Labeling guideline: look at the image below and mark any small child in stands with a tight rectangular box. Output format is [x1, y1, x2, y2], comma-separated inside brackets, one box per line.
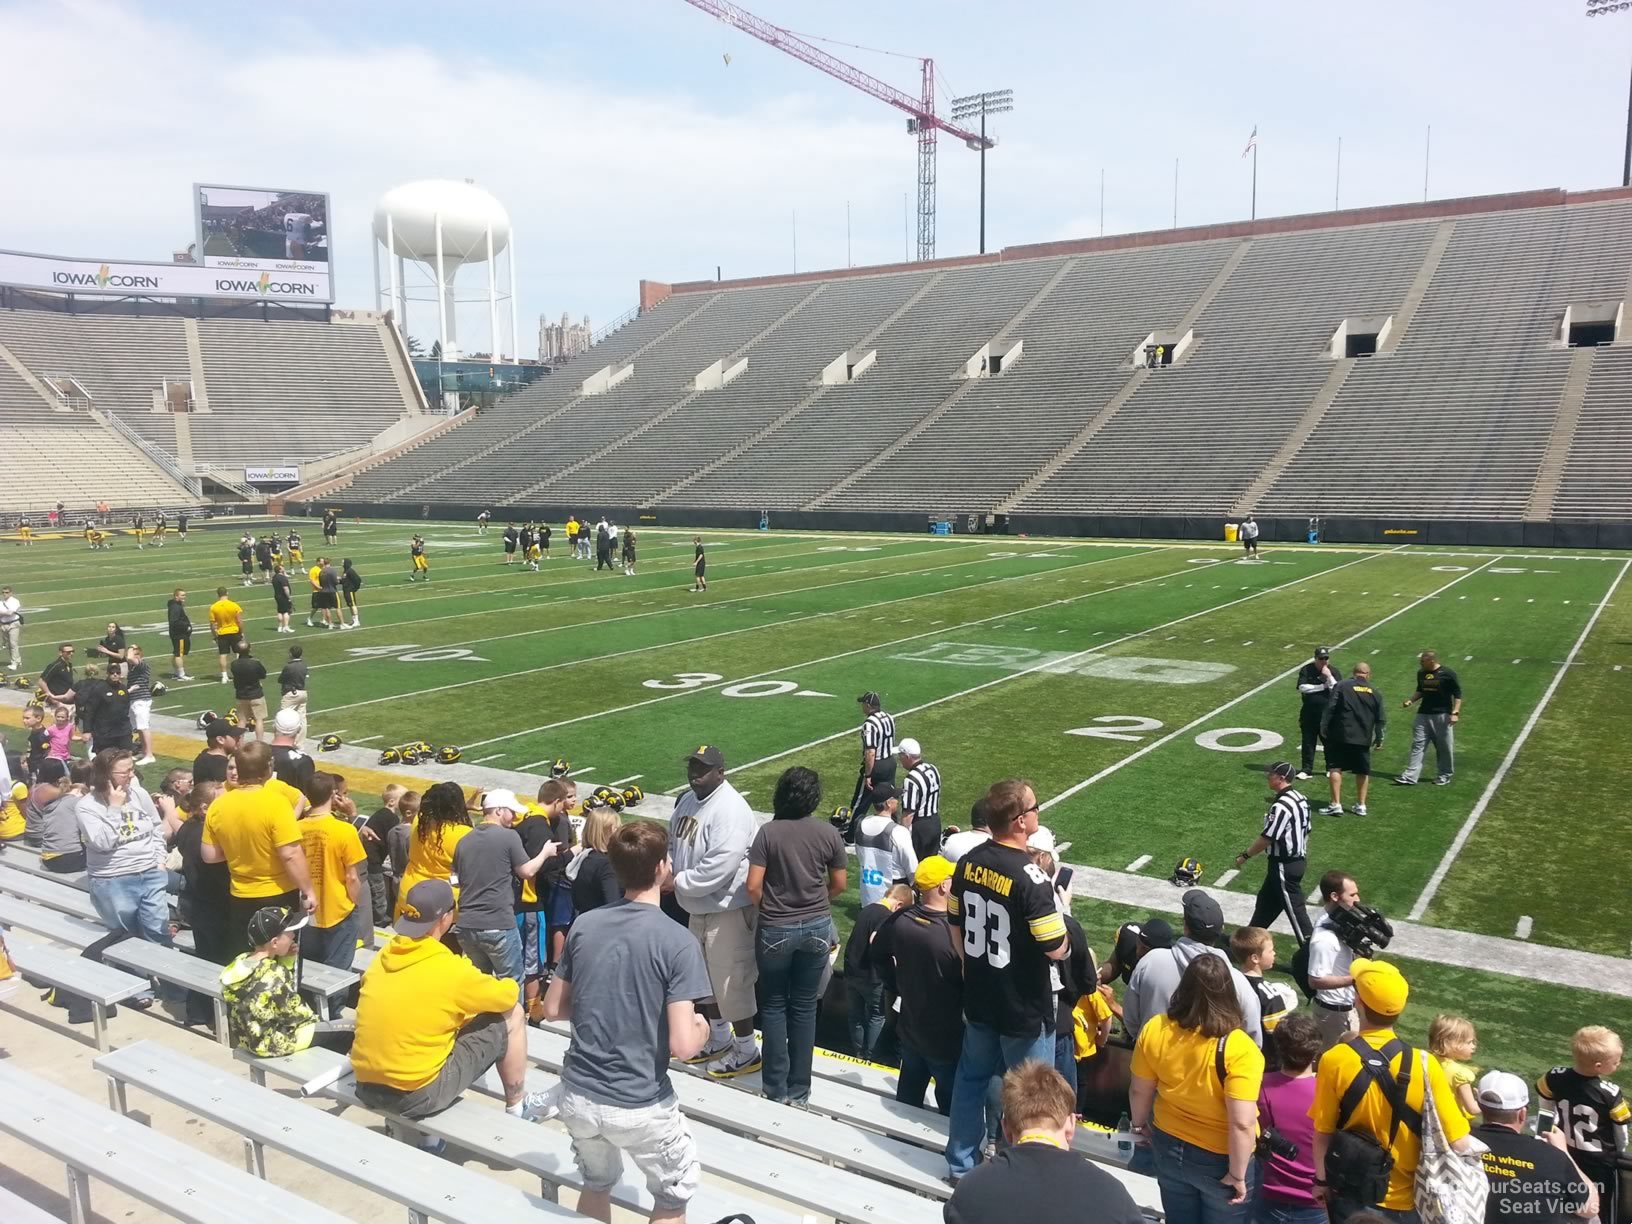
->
[1230, 926, 1297, 1072]
[1429, 1013, 1481, 1123]
[383, 789, 419, 916]
[221, 906, 353, 1057]
[1538, 1025, 1629, 1224]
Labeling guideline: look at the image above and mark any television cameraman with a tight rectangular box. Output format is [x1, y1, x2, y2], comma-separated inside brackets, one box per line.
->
[1306, 871, 1395, 1052]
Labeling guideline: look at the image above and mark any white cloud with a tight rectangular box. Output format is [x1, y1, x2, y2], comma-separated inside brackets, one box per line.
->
[0, 0, 906, 349]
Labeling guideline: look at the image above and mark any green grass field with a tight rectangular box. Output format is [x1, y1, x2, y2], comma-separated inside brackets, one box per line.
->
[6, 517, 1629, 960]
[5, 515, 1629, 1086]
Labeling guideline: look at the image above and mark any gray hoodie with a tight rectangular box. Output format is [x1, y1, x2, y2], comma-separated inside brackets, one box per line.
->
[668, 780, 755, 914]
[75, 780, 167, 878]
[1122, 936, 1264, 1047]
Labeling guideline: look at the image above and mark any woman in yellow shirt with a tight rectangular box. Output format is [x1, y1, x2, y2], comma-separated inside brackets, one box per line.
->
[393, 781, 472, 923]
[1130, 956, 1265, 1221]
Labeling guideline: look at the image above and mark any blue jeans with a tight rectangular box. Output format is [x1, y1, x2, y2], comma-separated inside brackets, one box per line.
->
[1252, 1201, 1328, 1224]
[460, 925, 525, 986]
[945, 1019, 1055, 1178]
[847, 976, 885, 1059]
[88, 867, 173, 1003]
[1150, 1125, 1254, 1224]
[756, 915, 834, 1103]
[1053, 1032, 1078, 1096]
[303, 907, 364, 971]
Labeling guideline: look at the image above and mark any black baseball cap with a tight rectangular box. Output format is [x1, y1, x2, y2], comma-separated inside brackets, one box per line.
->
[247, 906, 310, 947]
[1182, 890, 1225, 941]
[857, 691, 881, 707]
[1268, 761, 1296, 782]
[685, 744, 725, 769]
[871, 781, 900, 805]
[1139, 918, 1175, 949]
[205, 718, 245, 741]
[1314, 646, 1331, 658]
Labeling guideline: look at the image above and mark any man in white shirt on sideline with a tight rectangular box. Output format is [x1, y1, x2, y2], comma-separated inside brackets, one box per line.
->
[1306, 868, 1360, 1049]
[854, 782, 917, 907]
[666, 743, 762, 1078]
[0, 585, 21, 673]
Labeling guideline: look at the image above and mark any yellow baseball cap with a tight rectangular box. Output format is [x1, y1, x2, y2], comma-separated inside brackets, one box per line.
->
[915, 855, 956, 890]
[1351, 958, 1409, 1015]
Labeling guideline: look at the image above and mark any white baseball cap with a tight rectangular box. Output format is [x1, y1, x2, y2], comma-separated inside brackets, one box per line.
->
[273, 709, 301, 735]
[1476, 1070, 1529, 1111]
[897, 737, 922, 757]
[482, 788, 522, 812]
[1027, 825, 1057, 854]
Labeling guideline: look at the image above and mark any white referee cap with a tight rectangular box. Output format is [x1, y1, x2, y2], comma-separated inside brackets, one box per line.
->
[897, 737, 922, 757]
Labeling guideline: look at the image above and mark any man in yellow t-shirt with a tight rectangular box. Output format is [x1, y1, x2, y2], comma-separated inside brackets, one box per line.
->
[351, 879, 533, 1122]
[202, 742, 313, 958]
[297, 771, 367, 970]
[208, 585, 245, 685]
[1312, 958, 1472, 1221]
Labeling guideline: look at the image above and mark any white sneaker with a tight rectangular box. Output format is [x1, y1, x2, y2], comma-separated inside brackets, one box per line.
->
[1352, 804, 1369, 817]
[136, 755, 157, 765]
[1319, 803, 1343, 817]
[176, 673, 193, 681]
[1294, 771, 1312, 781]
[707, 1044, 763, 1079]
[219, 674, 229, 683]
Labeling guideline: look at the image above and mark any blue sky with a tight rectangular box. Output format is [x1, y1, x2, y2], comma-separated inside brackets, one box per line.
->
[3, 0, 1628, 355]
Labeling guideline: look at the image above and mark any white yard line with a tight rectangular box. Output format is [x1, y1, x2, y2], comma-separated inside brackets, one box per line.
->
[1126, 855, 1152, 872]
[1213, 869, 1239, 888]
[1408, 558, 1631, 920]
[566, 766, 596, 778]
[1039, 558, 1502, 812]
[324, 549, 1164, 722]
[609, 774, 644, 787]
[725, 550, 1391, 779]
[474, 753, 506, 764]
[1515, 916, 1534, 940]
[350, 734, 384, 744]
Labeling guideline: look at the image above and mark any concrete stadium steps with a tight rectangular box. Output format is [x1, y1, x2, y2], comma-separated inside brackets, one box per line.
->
[537, 269, 940, 506]
[0, 422, 198, 513]
[668, 256, 1070, 510]
[1257, 201, 1632, 520]
[1554, 344, 1632, 519]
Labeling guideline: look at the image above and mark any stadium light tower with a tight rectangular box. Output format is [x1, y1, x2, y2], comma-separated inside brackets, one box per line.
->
[951, 89, 1015, 255]
[1586, 0, 1632, 186]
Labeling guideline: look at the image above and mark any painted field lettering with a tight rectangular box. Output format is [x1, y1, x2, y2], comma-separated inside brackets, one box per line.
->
[643, 672, 724, 690]
[1065, 715, 1165, 742]
[1077, 656, 1237, 685]
[1194, 727, 1285, 753]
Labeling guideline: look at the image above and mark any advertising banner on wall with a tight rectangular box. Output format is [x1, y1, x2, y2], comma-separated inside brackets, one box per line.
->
[245, 467, 301, 483]
[0, 249, 332, 302]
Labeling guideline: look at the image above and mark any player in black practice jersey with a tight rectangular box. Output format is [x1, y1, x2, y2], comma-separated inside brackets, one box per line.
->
[407, 535, 429, 582]
[622, 527, 637, 576]
[539, 522, 551, 560]
[691, 536, 707, 592]
[322, 509, 339, 545]
[286, 530, 303, 564]
[254, 535, 274, 582]
[504, 523, 520, 565]
[236, 535, 254, 586]
[271, 564, 294, 634]
[945, 778, 1069, 1182]
[1539, 1027, 1631, 1224]
[476, 510, 491, 534]
[176, 511, 189, 541]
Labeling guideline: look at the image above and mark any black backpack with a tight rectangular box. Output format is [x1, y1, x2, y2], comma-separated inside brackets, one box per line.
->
[1290, 942, 1314, 999]
[1324, 1037, 1421, 1207]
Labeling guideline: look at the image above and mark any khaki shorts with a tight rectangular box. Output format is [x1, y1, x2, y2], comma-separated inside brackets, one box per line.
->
[688, 907, 757, 1024]
[559, 1088, 700, 1213]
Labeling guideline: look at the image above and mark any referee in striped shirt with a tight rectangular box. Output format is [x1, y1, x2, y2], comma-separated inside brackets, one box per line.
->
[851, 691, 898, 822]
[897, 737, 942, 859]
[1235, 761, 1314, 945]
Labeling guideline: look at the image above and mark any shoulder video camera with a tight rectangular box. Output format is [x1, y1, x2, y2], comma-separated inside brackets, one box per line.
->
[1329, 903, 1394, 958]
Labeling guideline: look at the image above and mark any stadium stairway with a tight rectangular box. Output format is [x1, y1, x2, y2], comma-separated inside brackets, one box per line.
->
[276, 406, 477, 504]
[999, 238, 1253, 514]
[648, 268, 949, 507]
[502, 280, 832, 506]
[806, 257, 1081, 509]
[1523, 345, 1595, 520]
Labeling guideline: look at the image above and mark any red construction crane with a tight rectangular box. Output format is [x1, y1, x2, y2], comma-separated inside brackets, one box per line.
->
[681, 0, 992, 262]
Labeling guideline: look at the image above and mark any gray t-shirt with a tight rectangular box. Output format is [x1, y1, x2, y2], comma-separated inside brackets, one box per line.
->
[28, 791, 83, 859]
[559, 900, 712, 1108]
[452, 821, 528, 932]
[748, 818, 847, 924]
[75, 781, 167, 878]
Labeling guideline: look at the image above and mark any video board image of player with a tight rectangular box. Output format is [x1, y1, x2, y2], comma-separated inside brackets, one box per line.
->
[198, 186, 330, 264]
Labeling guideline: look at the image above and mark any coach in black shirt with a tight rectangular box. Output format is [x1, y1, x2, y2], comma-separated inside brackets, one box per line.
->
[1319, 661, 1385, 818]
[1294, 646, 1339, 779]
[946, 1061, 1145, 1224]
[41, 642, 76, 706]
[1395, 649, 1462, 787]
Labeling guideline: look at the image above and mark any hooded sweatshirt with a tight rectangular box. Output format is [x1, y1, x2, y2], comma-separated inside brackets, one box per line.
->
[350, 934, 518, 1091]
[221, 951, 317, 1056]
[1122, 936, 1264, 1047]
[668, 779, 755, 914]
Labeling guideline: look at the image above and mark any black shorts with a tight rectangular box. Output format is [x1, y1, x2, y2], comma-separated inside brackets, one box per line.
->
[624, 550, 636, 563]
[1325, 742, 1371, 776]
[274, 597, 293, 614]
[241, 560, 252, 574]
[170, 633, 192, 656]
[317, 592, 339, 610]
[504, 542, 516, 555]
[215, 631, 242, 654]
[1242, 537, 1256, 550]
[695, 561, 706, 577]
[344, 591, 358, 609]
[259, 561, 272, 572]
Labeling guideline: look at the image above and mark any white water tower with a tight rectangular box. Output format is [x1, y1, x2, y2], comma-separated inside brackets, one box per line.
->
[372, 179, 517, 362]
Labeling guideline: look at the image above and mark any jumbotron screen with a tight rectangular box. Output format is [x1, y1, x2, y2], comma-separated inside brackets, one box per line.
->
[196, 184, 330, 267]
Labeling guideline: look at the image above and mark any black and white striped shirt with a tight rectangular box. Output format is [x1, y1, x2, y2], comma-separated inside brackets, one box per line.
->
[901, 761, 941, 821]
[860, 711, 895, 760]
[1261, 788, 1311, 860]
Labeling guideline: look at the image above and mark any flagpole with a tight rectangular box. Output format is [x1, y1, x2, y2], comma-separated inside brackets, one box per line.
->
[1335, 136, 1342, 210]
[1173, 157, 1179, 229]
[1251, 144, 1258, 220]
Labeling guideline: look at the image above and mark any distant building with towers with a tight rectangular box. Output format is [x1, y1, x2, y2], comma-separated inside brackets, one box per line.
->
[539, 312, 593, 363]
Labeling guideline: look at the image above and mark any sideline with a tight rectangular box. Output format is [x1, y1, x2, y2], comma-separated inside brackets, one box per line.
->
[1408, 557, 1632, 919]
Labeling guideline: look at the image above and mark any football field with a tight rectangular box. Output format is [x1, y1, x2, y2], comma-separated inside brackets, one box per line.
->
[9, 516, 1629, 965]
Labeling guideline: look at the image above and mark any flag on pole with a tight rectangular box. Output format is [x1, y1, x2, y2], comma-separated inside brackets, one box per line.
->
[1242, 126, 1258, 158]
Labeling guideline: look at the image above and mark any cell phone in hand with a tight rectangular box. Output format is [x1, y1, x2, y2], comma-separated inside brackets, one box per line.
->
[695, 996, 722, 1021]
[1055, 866, 1075, 893]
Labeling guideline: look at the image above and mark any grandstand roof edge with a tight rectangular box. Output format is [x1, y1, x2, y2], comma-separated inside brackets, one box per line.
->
[654, 184, 1632, 299]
